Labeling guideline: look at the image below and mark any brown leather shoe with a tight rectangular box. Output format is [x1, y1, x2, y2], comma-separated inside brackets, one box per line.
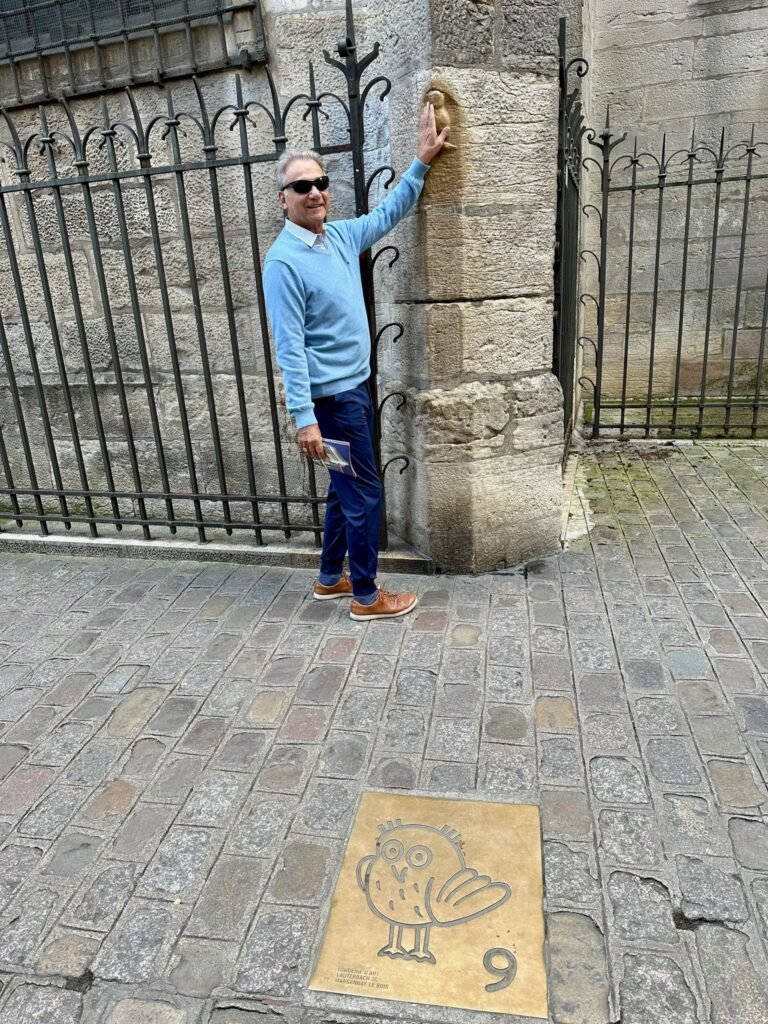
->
[349, 589, 418, 621]
[313, 573, 354, 601]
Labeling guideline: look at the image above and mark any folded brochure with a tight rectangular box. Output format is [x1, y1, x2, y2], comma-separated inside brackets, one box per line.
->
[306, 438, 356, 477]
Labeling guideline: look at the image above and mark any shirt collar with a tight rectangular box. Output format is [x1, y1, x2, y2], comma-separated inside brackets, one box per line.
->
[284, 219, 327, 249]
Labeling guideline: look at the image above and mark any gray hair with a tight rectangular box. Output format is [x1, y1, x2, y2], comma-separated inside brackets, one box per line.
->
[276, 149, 326, 189]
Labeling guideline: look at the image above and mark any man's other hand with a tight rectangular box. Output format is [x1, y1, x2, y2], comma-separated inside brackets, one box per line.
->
[417, 102, 449, 164]
[298, 424, 325, 460]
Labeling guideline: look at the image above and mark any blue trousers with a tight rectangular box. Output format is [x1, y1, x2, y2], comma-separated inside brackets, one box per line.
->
[313, 381, 381, 600]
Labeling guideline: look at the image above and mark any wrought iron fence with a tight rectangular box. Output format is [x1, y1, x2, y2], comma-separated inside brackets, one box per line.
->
[581, 115, 768, 438]
[0, 0, 266, 107]
[554, 18, 588, 450]
[0, 0, 409, 546]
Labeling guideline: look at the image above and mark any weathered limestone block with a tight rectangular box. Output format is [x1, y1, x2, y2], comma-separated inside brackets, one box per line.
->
[595, 11, 700, 51]
[499, 0, 560, 62]
[594, 0, 691, 32]
[430, 0, 496, 68]
[463, 296, 553, 377]
[0, 321, 57, 375]
[373, 300, 430, 391]
[156, 375, 292, 452]
[419, 381, 510, 459]
[511, 372, 563, 417]
[0, 251, 96, 324]
[696, 32, 768, 77]
[385, 454, 431, 557]
[419, 304, 461, 386]
[704, 6, 768, 38]
[592, 39, 695, 94]
[453, 128, 558, 206]
[509, 373, 564, 452]
[383, 296, 553, 389]
[143, 309, 266, 377]
[20, 186, 178, 252]
[395, 205, 555, 302]
[644, 74, 768, 122]
[426, 66, 557, 140]
[99, 234, 275, 317]
[183, 164, 281, 239]
[57, 316, 143, 374]
[429, 453, 563, 571]
[269, 9, 409, 110]
[0, 413, 53, 490]
[99, 245, 187, 314]
[43, 382, 156, 443]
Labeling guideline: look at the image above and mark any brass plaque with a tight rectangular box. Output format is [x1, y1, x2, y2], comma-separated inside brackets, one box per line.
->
[309, 792, 548, 1019]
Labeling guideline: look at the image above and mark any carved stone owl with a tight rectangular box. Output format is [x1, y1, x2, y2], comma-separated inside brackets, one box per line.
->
[425, 89, 457, 152]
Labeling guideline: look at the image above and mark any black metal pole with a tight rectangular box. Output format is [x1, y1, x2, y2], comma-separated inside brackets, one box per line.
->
[670, 139, 696, 436]
[327, 0, 391, 550]
[645, 136, 667, 438]
[724, 130, 755, 435]
[593, 112, 612, 438]
[620, 141, 638, 436]
[696, 129, 726, 438]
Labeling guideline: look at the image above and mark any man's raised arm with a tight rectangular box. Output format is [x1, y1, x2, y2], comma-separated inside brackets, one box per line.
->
[345, 102, 449, 254]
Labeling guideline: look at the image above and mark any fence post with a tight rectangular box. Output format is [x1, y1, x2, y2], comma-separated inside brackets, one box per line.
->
[589, 108, 625, 439]
[326, 0, 407, 552]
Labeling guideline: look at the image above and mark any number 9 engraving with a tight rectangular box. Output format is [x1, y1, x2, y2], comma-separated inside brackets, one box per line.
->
[483, 947, 518, 993]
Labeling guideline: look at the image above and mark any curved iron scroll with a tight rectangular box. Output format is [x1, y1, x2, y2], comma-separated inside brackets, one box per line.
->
[372, 246, 400, 271]
[378, 392, 406, 417]
[375, 322, 405, 350]
[577, 336, 598, 357]
[382, 456, 410, 478]
[366, 165, 396, 203]
[361, 75, 392, 110]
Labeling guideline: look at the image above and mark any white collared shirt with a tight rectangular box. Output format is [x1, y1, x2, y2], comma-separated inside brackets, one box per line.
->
[284, 219, 329, 251]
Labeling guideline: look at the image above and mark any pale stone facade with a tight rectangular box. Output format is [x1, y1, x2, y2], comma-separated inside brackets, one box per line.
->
[588, 0, 768, 149]
[0, 0, 565, 572]
[580, 0, 768, 416]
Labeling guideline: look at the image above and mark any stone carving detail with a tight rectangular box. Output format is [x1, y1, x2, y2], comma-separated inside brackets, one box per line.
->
[425, 89, 458, 151]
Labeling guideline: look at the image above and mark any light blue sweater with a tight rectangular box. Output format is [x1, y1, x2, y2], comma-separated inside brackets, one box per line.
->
[263, 158, 430, 429]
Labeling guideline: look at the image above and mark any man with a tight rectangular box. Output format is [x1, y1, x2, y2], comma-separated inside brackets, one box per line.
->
[264, 103, 448, 620]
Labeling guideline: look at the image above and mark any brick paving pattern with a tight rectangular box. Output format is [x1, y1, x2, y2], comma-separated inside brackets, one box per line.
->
[0, 441, 766, 1022]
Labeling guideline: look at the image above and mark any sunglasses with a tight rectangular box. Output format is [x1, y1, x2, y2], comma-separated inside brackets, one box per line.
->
[281, 175, 330, 195]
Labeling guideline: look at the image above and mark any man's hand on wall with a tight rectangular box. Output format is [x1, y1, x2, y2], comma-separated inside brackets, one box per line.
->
[298, 424, 325, 460]
[417, 103, 449, 164]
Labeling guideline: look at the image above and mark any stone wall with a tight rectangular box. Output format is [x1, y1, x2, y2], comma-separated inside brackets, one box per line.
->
[558, 0, 585, 59]
[0, 0, 565, 571]
[589, 0, 768, 149]
[581, 0, 768, 421]
[0, 1, 386, 540]
[372, 0, 565, 571]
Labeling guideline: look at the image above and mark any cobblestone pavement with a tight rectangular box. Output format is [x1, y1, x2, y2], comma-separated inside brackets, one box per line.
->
[0, 441, 768, 1023]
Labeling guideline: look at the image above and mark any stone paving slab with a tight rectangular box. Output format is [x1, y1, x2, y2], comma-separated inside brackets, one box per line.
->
[0, 442, 767, 1022]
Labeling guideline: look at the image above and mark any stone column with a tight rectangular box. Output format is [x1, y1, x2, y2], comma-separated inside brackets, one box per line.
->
[380, 0, 565, 573]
